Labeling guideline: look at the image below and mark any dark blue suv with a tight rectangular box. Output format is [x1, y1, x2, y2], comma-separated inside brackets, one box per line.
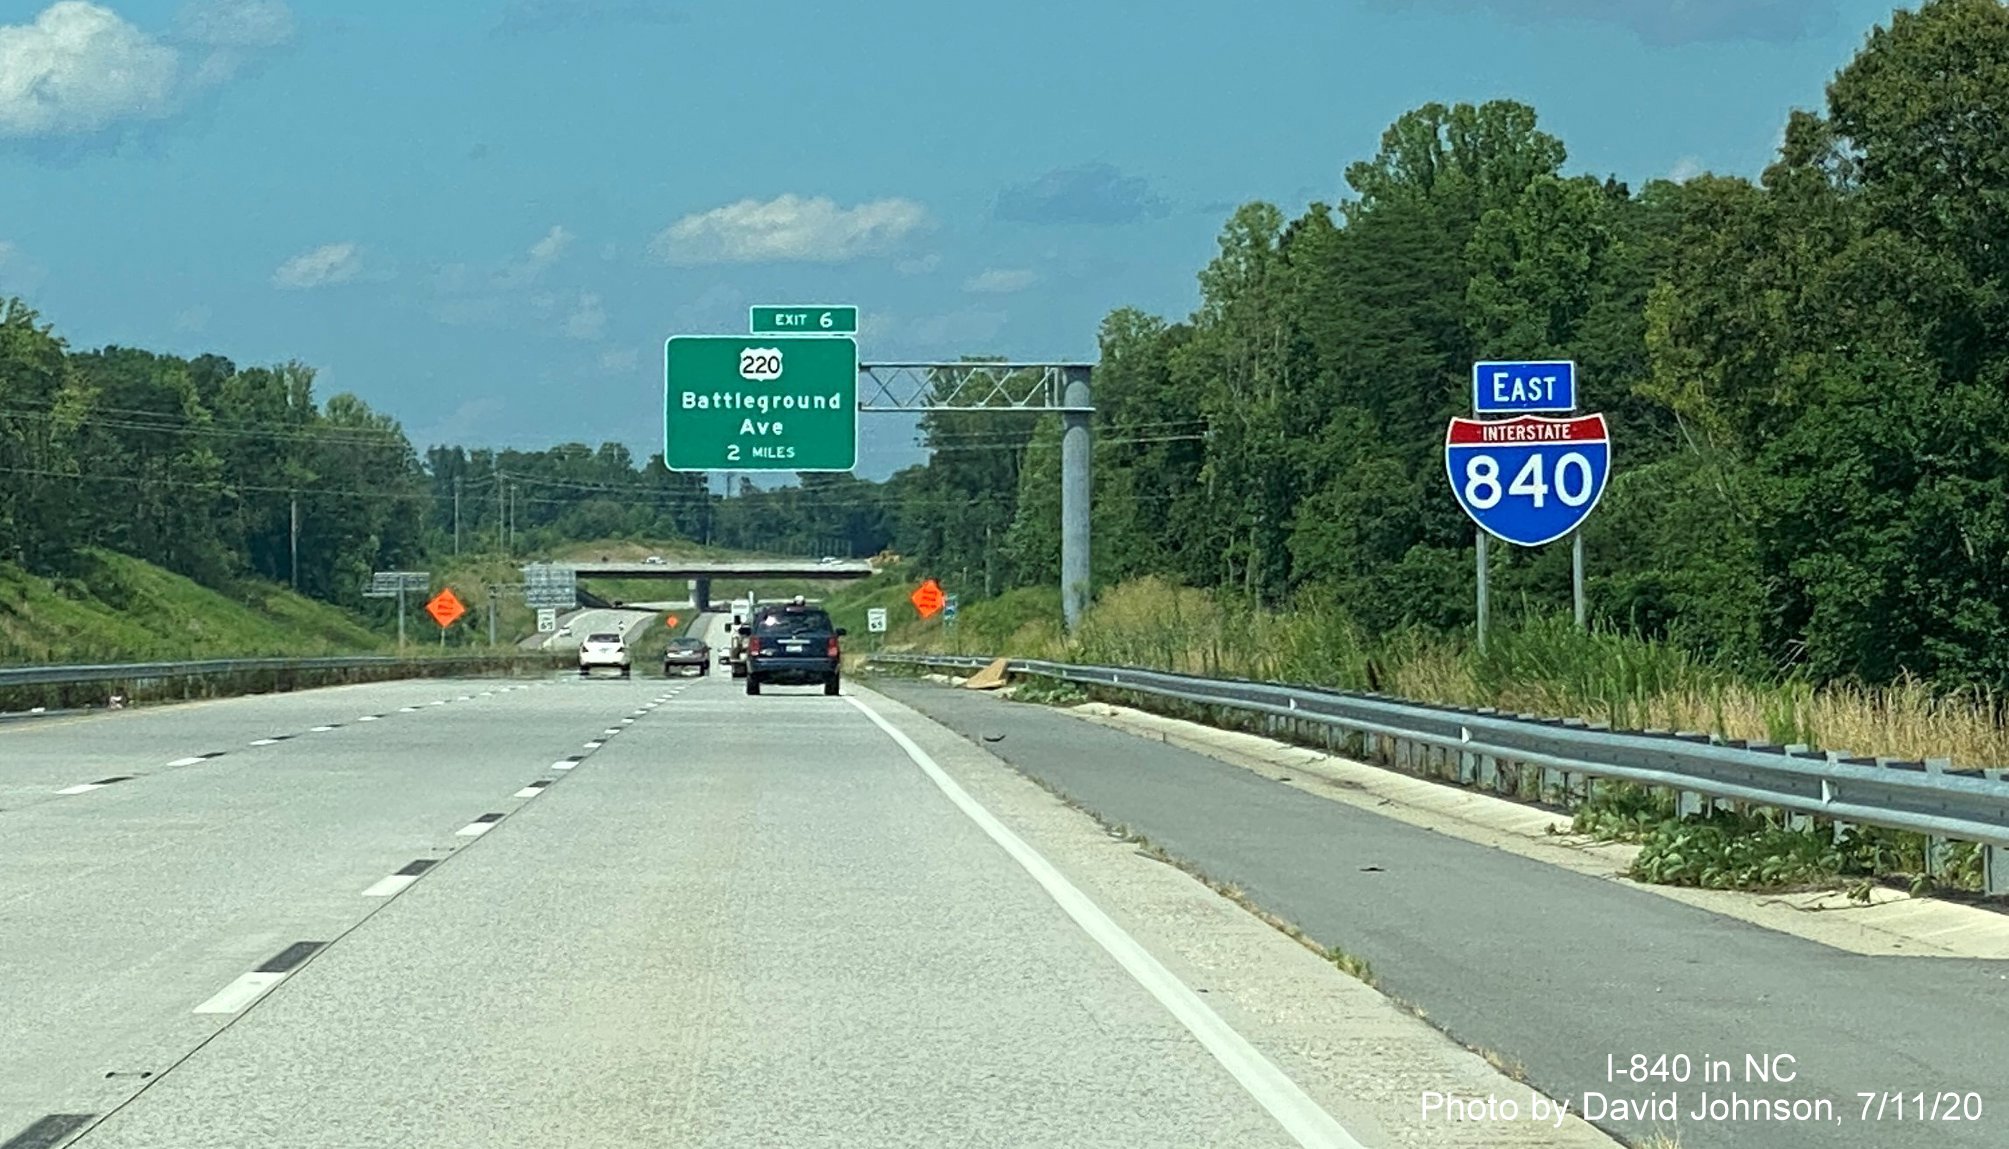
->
[742, 600, 845, 696]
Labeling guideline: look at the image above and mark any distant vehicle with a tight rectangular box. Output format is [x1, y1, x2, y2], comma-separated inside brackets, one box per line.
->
[662, 637, 709, 677]
[742, 597, 845, 697]
[644, 555, 665, 565]
[723, 615, 750, 678]
[578, 632, 631, 678]
[818, 556, 837, 565]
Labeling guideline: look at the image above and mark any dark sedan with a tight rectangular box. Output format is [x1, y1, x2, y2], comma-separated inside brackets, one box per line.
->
[662, 637, 711, 677]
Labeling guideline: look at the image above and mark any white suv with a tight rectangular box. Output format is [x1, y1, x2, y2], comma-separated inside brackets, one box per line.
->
[578, 632, 631, 678]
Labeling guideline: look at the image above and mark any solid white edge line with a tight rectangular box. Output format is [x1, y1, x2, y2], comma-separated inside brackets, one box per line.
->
[455, 821, 494, 836]
[845, 695, 1366, 1149]
[193, 971, 285, 1014]
[513, 786, 544, 798]
[362, 874, 419, 897]
[56, 783, 102, 795]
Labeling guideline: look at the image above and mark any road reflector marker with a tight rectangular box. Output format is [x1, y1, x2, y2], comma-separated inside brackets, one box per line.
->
[193, 942, 324, 1014]
[455, 813, 505, 836]
[1, 1113, 95, 1149]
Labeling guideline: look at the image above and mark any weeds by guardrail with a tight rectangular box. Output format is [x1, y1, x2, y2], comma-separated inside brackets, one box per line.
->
[866, 653, 2009, 898]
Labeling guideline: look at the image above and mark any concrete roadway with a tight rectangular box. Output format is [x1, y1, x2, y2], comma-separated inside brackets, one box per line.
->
[527, 607, 661, 652]
[0, 642, 1377, 1149]
[872, 679, 2009, 1149]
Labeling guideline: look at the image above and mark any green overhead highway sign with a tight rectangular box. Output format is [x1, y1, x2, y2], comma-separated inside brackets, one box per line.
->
[664, 335, 858, 473]
[750, 305, 858, 336]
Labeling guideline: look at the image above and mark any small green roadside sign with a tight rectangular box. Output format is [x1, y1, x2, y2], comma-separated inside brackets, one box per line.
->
[664, 335, 858, 473]
[750, 305, 858, 336]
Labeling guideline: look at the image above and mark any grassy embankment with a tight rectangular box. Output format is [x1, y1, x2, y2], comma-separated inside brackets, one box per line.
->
[861, 573, 2005, 899]
[0, 549, 390, 666]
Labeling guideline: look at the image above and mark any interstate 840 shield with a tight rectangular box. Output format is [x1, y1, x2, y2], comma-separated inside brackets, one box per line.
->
[1444, 414, 1610, 548]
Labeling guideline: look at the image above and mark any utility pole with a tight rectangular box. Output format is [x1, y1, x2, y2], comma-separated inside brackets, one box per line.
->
[289, 495, 299, 591]
[496, 468, 505, 556]
[453, 477, 462, 556]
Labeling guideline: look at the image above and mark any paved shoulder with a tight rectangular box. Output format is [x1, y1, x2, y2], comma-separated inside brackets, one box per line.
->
[869, 677, 2009, 1149]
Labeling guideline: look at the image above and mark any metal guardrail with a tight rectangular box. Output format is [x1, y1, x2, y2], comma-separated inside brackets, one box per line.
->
[867, 653, 2009, 893]
[0, 653, 565, 689]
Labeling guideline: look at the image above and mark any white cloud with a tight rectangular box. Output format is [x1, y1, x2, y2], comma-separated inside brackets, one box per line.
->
[564, 292, 606, 340]
[599, 348, 640, 373]
[650, 194, 928, 265]
[497, 224, 573, 287]
[963, 268, 1036, 295]
[0, 3, 181, 139]
[528, 225, 572, 266]
[1668, 156, 1705, 183]
[272, 242, 362, 289]
[896, 253, 940, 276]
[0, 2, 293, 140]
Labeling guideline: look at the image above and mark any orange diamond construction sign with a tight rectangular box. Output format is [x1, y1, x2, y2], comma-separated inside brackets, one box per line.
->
[910, 579, 944, 618]
[425, 588, 466, 629]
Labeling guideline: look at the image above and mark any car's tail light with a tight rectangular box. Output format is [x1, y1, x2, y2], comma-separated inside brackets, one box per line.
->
[826, 636, 840, 658]
[747, 637, 762, 655]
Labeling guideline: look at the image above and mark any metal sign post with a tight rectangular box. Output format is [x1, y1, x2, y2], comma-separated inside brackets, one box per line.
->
[1452, 359, 1608, 648]
[366, 571, 430, 653]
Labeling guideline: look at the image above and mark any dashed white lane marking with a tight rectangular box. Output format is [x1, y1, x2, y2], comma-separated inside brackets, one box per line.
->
[620, 718, 636, 724]
[362, 874, 419, 897]
[193, 972, 285, 1015]
[308, 726, 336, 733]
[846, 695, 1367, 1149]
[513, 785, 544, 799]
[430, 701, 446, 707]
[455, 820, 496, 837]
[400, 706, 421, 713]
[583, 741, 603, 749]
[56, 783, 105, 795]
[552, 760, 578, 771]
[358, 715, 380, 722]
[249, 738, 282, 746]
[456, 695, 472, 701]
[165, 756, 210, 767]
[602, 727, 620, 735]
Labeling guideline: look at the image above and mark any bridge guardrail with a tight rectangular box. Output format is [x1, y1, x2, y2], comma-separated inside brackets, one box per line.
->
[866, 652, 2009, 894]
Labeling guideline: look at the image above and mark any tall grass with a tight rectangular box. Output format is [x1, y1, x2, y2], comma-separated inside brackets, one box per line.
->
[907, 576, 2009, 769]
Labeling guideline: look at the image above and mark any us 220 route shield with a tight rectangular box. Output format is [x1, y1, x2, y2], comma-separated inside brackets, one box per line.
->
[1445, 414, 1611, 547]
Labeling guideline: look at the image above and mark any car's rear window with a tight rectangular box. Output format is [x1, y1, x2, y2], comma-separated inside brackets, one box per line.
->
[754, 610, 832, 636]
[588, 633, 621, 643]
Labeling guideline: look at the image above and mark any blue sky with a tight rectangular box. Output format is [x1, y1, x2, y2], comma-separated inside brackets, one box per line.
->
[0, 0, 1911, 480]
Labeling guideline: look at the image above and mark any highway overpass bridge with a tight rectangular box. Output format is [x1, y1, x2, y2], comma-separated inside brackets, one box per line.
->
[563, 559, 875, 611]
